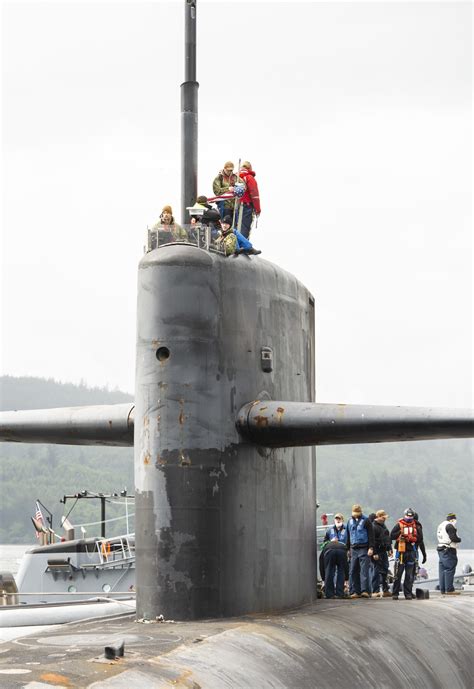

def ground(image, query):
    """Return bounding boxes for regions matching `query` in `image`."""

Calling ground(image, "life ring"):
[100,541,111,558]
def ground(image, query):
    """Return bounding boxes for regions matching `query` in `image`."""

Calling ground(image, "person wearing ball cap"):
[346,504,374,599]
[371,510,392,597]
[437,512,462,595]
[212,161,239,219]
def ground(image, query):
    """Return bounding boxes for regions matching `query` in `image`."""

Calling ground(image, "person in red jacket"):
[236,161,261,238]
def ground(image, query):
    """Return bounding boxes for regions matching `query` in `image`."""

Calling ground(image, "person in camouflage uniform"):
[217,222,238,256]
[152,205,188,245]
[221,216,261,256]
[212,161,239,219]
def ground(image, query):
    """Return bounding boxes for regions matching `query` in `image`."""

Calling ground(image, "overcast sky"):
[1,0,472,407]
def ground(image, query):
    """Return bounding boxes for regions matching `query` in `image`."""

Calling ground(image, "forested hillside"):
[0,377,134,543]
[0,377,472,546]
[317,440,472,547]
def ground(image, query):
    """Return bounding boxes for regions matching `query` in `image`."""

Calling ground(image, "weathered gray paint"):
[0,403,134,446]
[180,0,198,223]
[237,400,474,446]
[134,245,316,620]
[1,244,474,623]
[4,595,473,688]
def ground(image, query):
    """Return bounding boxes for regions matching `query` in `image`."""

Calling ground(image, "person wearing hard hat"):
[390,508,420,600]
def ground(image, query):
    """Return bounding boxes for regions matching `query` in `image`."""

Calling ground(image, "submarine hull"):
[134,245,316,620]
[3,595,472,688]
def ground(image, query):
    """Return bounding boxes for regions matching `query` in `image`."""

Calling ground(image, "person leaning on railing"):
[152,205,188,244]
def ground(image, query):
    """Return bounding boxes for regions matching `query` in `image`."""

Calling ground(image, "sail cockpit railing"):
[145,224,226,254]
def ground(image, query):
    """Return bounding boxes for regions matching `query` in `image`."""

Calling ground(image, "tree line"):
[0,376,472,547]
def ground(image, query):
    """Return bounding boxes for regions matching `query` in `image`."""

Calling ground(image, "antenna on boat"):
[181,0,199,223]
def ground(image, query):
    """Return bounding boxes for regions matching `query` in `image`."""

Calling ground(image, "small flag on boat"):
[33,501,45,538]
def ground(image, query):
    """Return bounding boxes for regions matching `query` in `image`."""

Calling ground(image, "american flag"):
[34,501,44,538]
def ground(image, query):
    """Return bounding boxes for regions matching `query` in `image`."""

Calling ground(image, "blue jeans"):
[235,203,254,238]
[438,548,458,593]
[234,230,253,250]
[349,547,371,594]
[371,551,390,592]
[324,548,346,598]
[217,200,234,220]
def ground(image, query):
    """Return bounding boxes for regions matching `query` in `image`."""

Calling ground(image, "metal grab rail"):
[145,223,226,254]
[96,536,135,565]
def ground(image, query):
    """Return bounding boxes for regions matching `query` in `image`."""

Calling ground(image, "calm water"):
[1,544,473,578]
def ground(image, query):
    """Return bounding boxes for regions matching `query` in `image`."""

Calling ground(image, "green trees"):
[317,440,473,547]
[1,376,472,547]
[0,377,133,544]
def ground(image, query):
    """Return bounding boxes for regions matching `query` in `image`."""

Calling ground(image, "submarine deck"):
[1,593,472,689]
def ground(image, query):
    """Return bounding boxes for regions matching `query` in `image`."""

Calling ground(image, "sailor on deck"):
[235,161,261,238]
[437,512,462,595]
[347,504,374,599]
[212,161,239,219]
[390,508,419,600]
[371,510,392,597]
[322,513,348,599]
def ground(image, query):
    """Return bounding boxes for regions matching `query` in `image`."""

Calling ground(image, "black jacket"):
[372,520,391,554]
[319,541,349,581]
[445,523,461,545]
[415,520,427,561]
[390,521,420,552]
[201,204,221,226]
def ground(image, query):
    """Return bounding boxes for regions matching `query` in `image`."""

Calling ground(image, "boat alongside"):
[0,596,135,628]
[0,491,136,625]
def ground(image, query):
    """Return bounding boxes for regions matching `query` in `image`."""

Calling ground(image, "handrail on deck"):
[145,223,225,254]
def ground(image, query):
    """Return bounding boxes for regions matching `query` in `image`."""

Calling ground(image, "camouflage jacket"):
[218,231,238,256]
[212,170,239,210]
[152,222,188,243]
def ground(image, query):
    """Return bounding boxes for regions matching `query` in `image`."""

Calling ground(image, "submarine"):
[0,2,472,687]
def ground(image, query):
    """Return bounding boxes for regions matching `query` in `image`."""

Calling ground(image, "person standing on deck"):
[212,161,239,219]
[235,161,261,238]
[323,513,349,598]
[437,513,462,595]
[390,508,419,600]
[371,510,393,597]
[346,504,374,598]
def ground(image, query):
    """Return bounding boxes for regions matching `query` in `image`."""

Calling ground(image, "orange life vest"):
[397,518,417,544]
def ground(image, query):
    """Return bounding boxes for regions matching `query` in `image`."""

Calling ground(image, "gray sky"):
[1,0,472,407]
